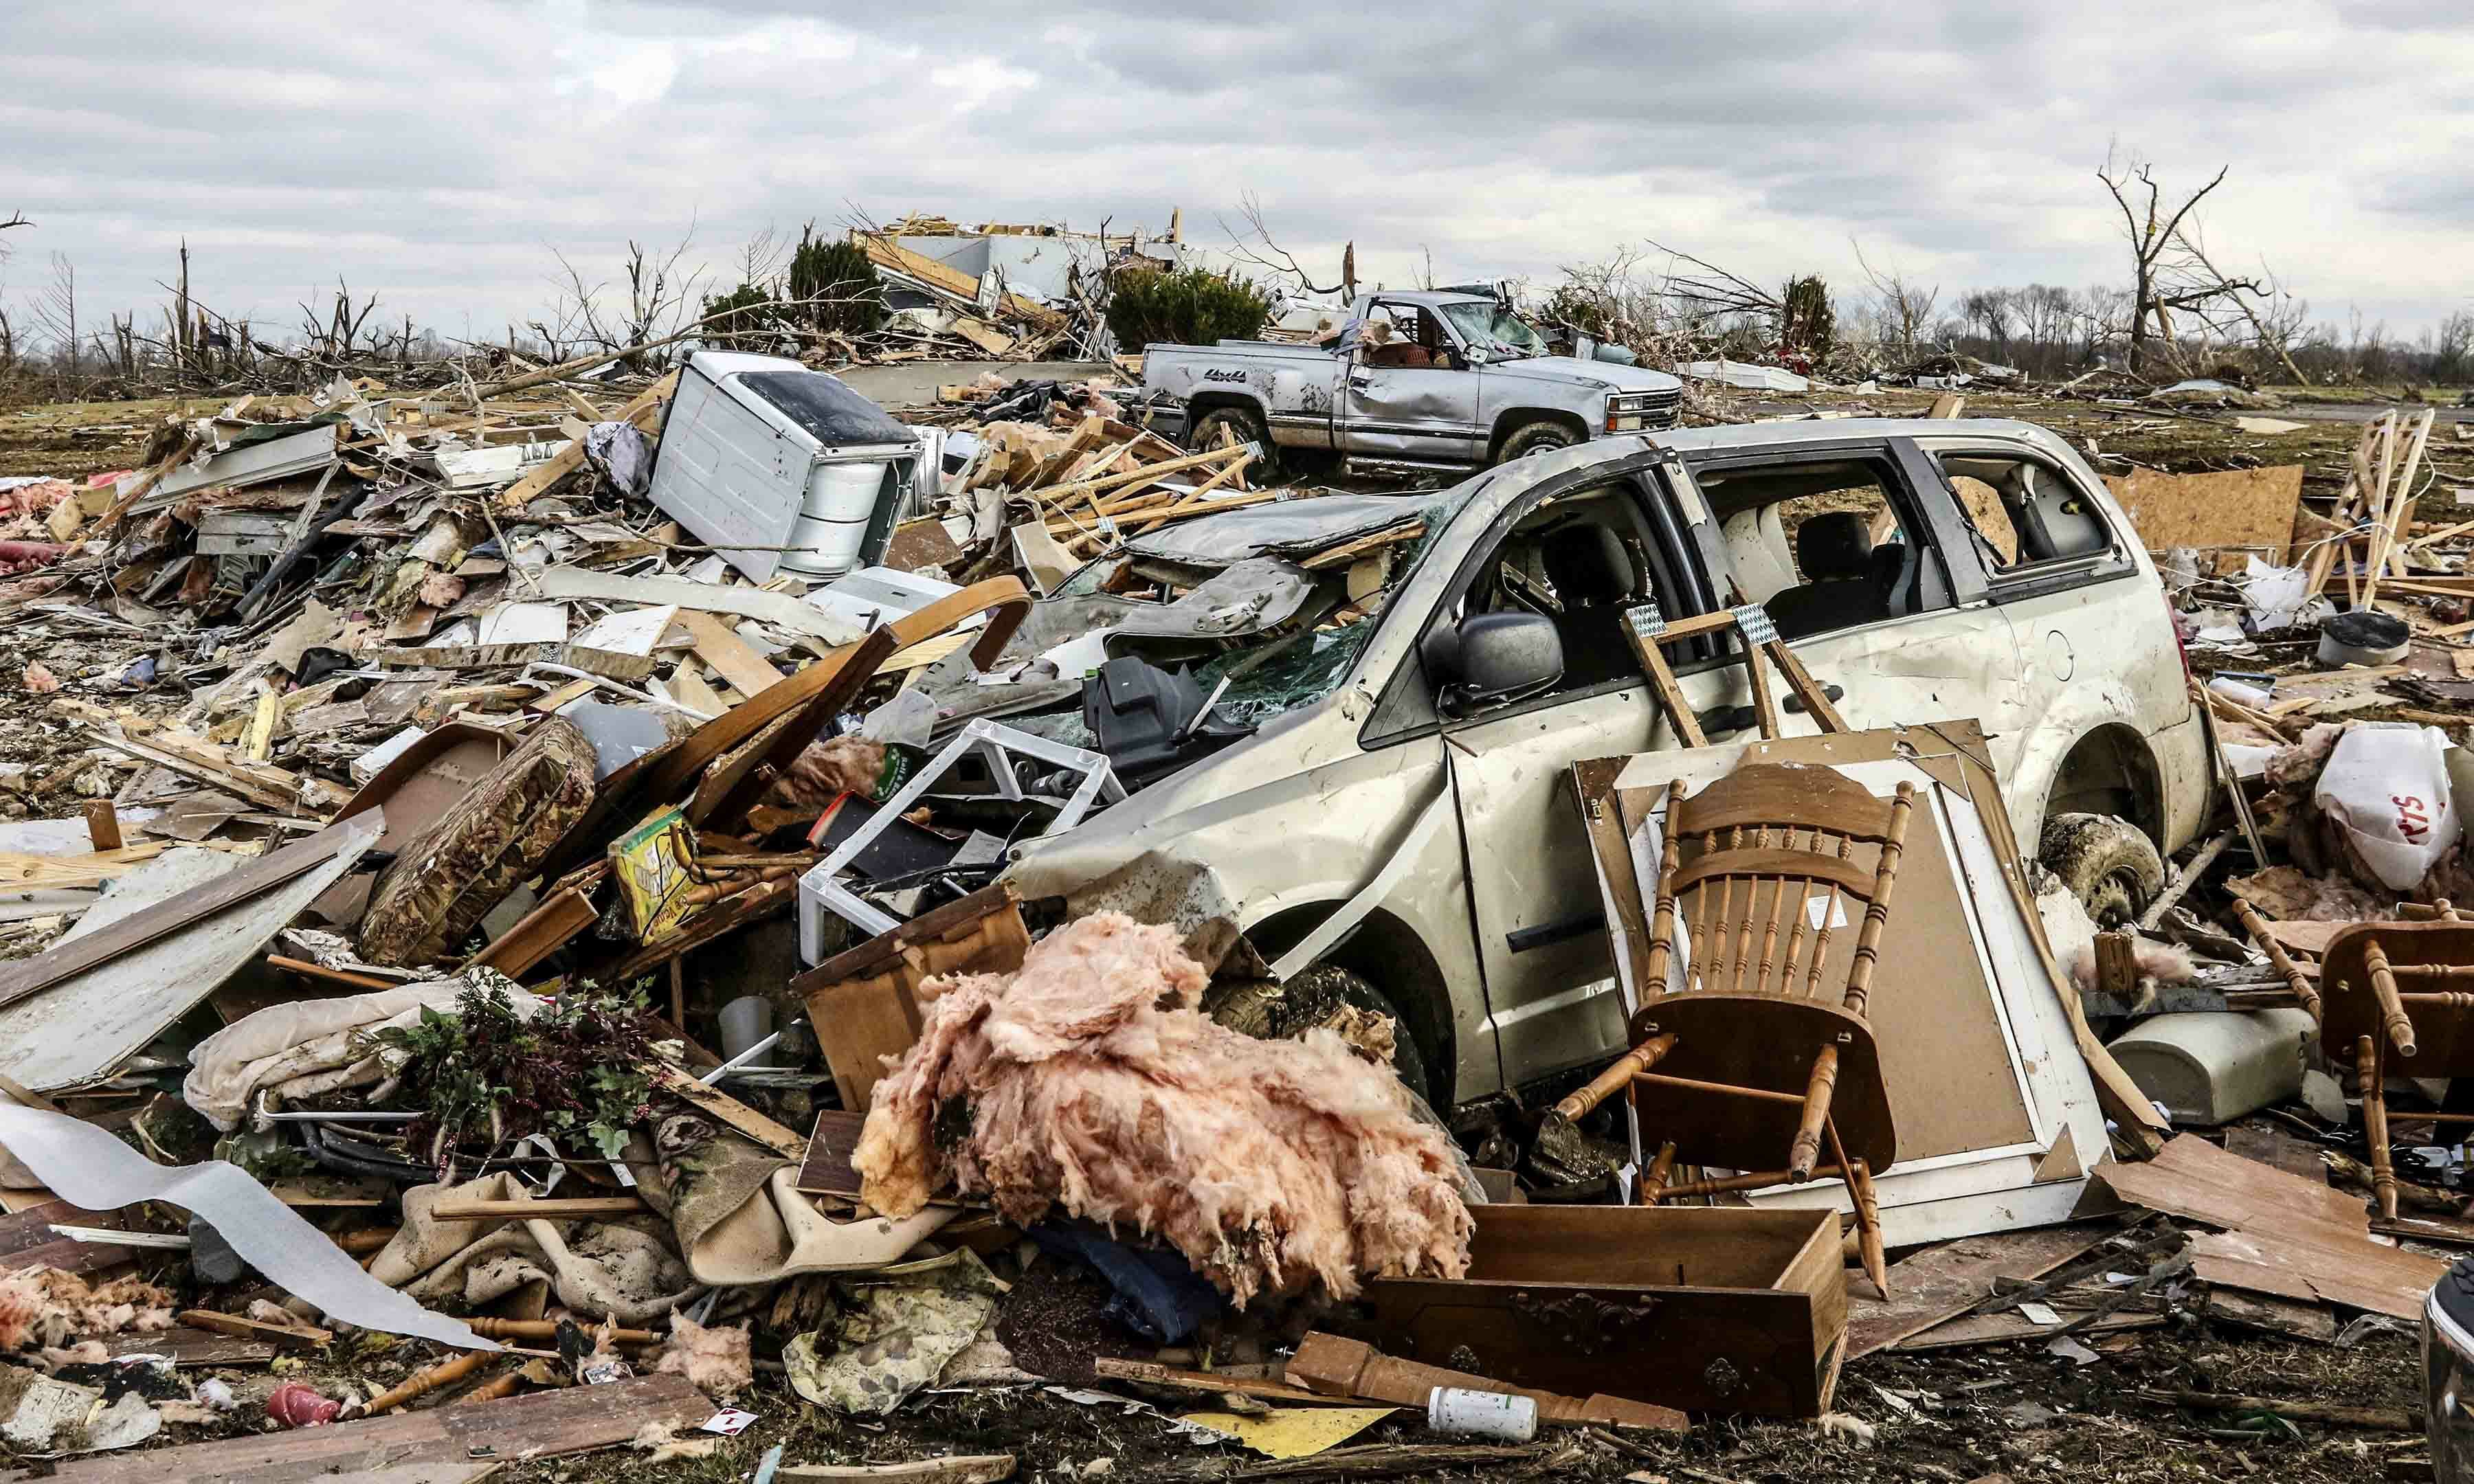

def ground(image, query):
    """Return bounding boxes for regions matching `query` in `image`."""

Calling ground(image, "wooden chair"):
[2319,918,2474,1220]
[1555,761,1916,1295]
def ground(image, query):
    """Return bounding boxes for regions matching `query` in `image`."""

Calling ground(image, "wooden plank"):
[647,1061,805,1159]
[781,1460,1016,1484]
[103,1327,279,1366]
[0,811,380,1015]
[178,1308,332,1349]
[356,642,657,683]
[430,1195,647,1222]
[467,885,597,978]
[1285,1332,1686,1432]
[88,730,309,813]
[1091,1358,1359,1407]
[0,1197,134,1273]
[795,1109,867,1198]
[669,664,728,719]
[81,800,122,853]
[2222,1123,2327,1184]
[498,372,675,510]
[1842,1223,2114,1359]
[1897,1309,2163,1350]
[2098,1134,2445,1320]
[44,1371,708,1484]
[676,610,783,696]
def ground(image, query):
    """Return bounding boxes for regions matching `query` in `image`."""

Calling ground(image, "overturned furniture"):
[2319,918,2474,1220]
[1562,763,1913,1296]
[1367,1203,1846,1419]
[1572,722,2141,1248]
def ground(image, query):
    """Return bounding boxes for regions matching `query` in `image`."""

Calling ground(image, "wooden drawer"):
[1368,1204,1845,1417]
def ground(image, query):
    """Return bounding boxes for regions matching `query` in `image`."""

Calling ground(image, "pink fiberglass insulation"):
[854,912,1472,1305]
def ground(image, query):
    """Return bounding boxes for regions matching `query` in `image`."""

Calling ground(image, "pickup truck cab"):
[1012,417,2209,1115]
[1141,290,1684,478]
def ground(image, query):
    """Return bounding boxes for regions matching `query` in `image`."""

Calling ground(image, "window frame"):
[1917,442,2137,605]
[1358,450,1717,750]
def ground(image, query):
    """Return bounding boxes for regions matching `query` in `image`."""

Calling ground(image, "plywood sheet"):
[1845,1222,2113,1358]
[2103,464,2304,559]
[2097,1134,2444,1320]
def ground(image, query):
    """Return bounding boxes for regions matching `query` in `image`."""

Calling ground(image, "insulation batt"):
[854,913,1473,1305]
[768,735,888,811]
[0,1267,175,1351]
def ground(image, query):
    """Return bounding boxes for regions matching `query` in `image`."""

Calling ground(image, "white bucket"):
[1426,1387,1537,1441]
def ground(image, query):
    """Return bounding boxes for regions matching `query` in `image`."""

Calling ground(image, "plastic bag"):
[2313,723,2460,890]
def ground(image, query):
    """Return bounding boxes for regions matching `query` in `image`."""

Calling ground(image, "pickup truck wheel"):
[1497,419,1580,462]
[2039,811,2165,929]
[1189,406,1278,477]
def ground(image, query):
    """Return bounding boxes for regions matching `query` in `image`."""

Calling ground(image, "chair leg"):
[2361,1033,2397,1222]
[1638,1140,1677,1206]
[1790,1043,1840,1180]
[1827,1118,1888,1298]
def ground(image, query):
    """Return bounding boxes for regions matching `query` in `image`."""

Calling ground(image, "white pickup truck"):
[1141,290,1684,478]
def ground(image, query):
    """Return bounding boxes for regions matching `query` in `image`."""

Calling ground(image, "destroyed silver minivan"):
[1012,418,2209,1105]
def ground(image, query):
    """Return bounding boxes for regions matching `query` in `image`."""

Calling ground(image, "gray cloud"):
[0,0,2466,352]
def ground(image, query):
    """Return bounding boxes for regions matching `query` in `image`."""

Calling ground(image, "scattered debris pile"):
[0,347,2465,1483]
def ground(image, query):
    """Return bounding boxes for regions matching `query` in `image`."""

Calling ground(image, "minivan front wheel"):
[1215,963,1433,1105]
[2039,812,2166,929]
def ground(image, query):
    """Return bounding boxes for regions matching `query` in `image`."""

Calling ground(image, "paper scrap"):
[2017,1301,2064,1327]
[1175,1406,1393,1459]
[0,1105,495,1351]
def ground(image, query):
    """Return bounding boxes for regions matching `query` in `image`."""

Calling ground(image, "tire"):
[1189,404,1278,478]
[2039,811,2165,929]
[1251,963,1434,1105]
[1495,418,1581,463]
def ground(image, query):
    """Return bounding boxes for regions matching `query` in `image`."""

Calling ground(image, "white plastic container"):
[1426,1387,1537,1442]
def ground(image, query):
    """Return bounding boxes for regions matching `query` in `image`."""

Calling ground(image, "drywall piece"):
[434,439,572,490]
[804,567,973,636]
[533,565,865,644]
[0,824,375,1091]
[2106,1009,2316,1125]
[475,601,569,644]
[0,1104,493,1350]
[2103,464,2305,560]
[571,603,678,657]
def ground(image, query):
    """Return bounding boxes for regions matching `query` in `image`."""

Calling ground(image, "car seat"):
[1539,524,1642,689]
[1766,512,1888,640]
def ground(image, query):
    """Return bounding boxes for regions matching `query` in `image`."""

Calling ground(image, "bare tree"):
[0,210,27,264]
[1221,193,1353,299]
[2096,150,2266,375]
[30,251,78,381]
[543,227,705,370]
[1851,240,1939,361]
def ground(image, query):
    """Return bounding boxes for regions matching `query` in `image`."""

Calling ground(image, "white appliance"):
[648,350,923,583]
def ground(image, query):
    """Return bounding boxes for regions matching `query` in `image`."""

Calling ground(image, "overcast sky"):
[3,1,2468,352]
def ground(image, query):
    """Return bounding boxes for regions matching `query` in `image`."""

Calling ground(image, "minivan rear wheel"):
[2039,811,2166,929]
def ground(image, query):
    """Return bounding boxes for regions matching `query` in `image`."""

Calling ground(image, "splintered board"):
[2103,464,2304,560]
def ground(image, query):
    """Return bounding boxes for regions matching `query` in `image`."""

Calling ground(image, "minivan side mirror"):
[1427,611,1564,715]
[1464,346,1489,366]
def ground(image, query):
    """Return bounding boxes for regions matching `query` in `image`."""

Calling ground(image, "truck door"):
[1342,302,1486,462]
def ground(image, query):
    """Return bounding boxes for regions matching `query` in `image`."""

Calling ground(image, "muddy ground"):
[0,376,2462,1481]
